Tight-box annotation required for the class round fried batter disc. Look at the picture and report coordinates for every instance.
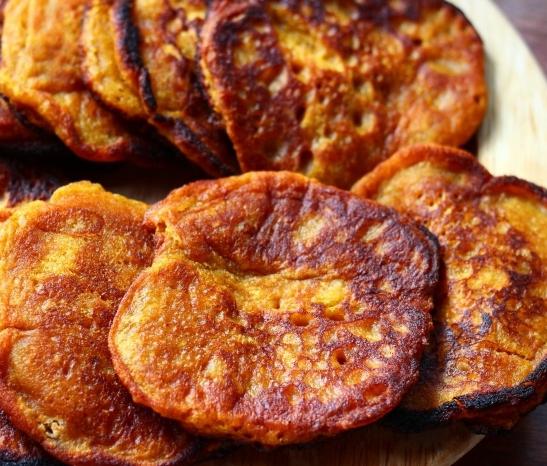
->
[82,0,238,176]
[200,0,487,188]
[0,182,200,465]
[110,171,440,445]
[0,0,165,163]
[0,213,57,466]
[352,145,547,431]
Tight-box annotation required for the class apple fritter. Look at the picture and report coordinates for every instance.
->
[352,145,547,431]
[110,171,440,445]
[0,0,166,163]
[0,182,200,465]
[82,0,238,176]
[200,0,487,188]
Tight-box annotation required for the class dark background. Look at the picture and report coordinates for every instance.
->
[457,1,546,465]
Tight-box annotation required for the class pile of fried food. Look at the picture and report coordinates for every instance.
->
[0,1,545,466]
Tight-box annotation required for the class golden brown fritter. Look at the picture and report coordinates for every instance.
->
[110,171,440,445]
[0,212,57,466]
[352,144,547,431]
[200,0,487,188]
[0,182,200,465]
[82,0,238,176]
[0,4,62,155]
[0,0,167,163]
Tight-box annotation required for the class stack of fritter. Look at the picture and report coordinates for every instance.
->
[0,172,443,464]
[0,1,545,466]
[0,157,543,465]
[0,0,486,186]
[353,145,547,433]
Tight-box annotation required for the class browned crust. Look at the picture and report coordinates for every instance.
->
[351,143,492,197]
[0,0,175,164]
[352,144,547,432]
[110,171,440,445]
[200,0,487,188]
[0,183,202,465]
[111,0,238,177]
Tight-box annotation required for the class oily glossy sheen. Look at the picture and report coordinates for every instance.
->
[352,145,547,431]
[82,0,238,176]
[200,0,487,188]
[0,0,158,162]
[0,212,56,466]
[0,182,199,465]
[110,171,440,445]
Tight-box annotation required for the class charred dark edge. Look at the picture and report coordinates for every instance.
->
[113,0,157,111]
[113,0,237,176]
[153,113,237,177]
[483,176,547,203]
[0,95,61,143]
[415,222,441,291]
[441,0,486,48]
[386,358,547,432]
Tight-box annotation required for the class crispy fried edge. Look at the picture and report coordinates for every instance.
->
[111,0,238,177]
[109,170,442,443]
[0,184,205,466]
[0,215,59,466]
[199,1,487,187]
[352,144,547,431]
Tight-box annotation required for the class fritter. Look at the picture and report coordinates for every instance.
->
[352,144,547,431]
[0,182,200,465]
[200,0,487,188]
[110,171,440,445]
[0,214,57,466]
[82,0,238,176]
[0,0,166,163]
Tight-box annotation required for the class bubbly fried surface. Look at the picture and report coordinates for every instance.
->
[82,0,238,176]
[352,145,547,431]
[0,182,199,465]
[0,0,161,162]
[110,171,440,445]
[201,0,486,188]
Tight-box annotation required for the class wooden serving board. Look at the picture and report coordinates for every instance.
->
[90,1,544,465]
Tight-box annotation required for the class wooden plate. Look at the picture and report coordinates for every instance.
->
[89,1,545,464]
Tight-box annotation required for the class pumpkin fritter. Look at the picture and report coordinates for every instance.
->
[110,171,440,445]
[352,144,547,431]
[0,0,165,163]
[0,213,58,466]
[82,0,238,176]
[0,182,200,465]
[0,5,62,156]
[200,0,486,188]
